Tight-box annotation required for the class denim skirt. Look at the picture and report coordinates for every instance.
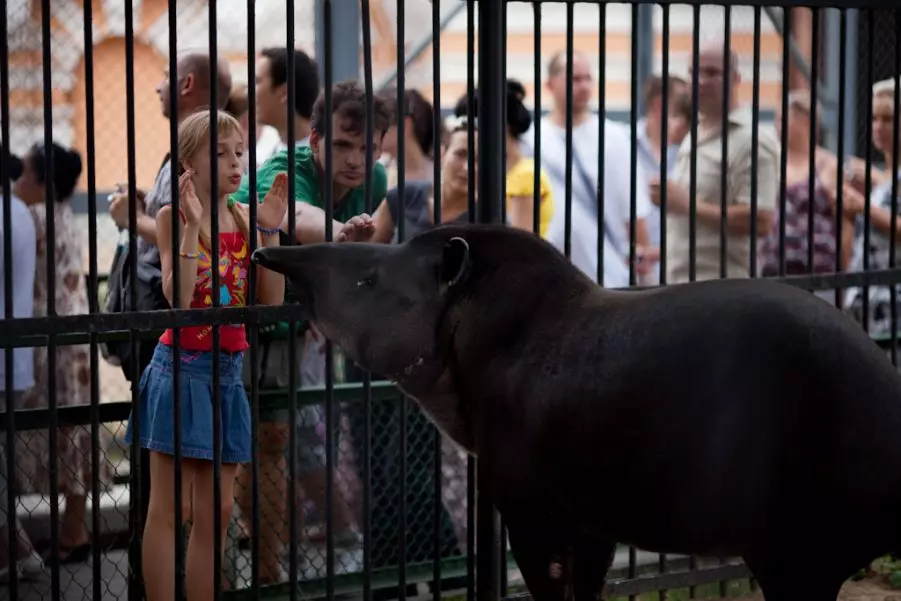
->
[124,342,252,464]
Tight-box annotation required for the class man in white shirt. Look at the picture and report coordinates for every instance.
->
[0,161,45,581]
[521,51,654,288]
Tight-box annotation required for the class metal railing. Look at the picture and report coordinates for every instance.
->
[0,1,900,601]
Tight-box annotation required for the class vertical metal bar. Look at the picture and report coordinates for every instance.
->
[823,10,842,153]
[166,1,185,598]
[659,3,670,286]
[39,1,62,597]
[432,0,444,596]
[532,2,542,236]
[82,0,103,596]
[720,8,732,280]
[360,2,375,598]
[477,0,504,597]
[834,8,848,310]
[596,2,607,286]
[245,0,261,595]
[476,0,504,228]
[842,10,860,162]
[628,3,640,287]
[0,4,18,599]
[688,4,700,284]
[808,10,820,278]
[889,12,900,365]
[466,0,476,223]
[658,8,672,580]
[397,0,406,246]
[321,3,337,601]
[862,8,875,333]
[432,0,443,230]
[564,2,574,260]
[285,1,300,597]
[464,6,477,600]
[208,1,224,598]
[396,1,409,592]
[636,4,654,120]
[627,545,637,601]
[777,8,792,278]
[749,6,762,281]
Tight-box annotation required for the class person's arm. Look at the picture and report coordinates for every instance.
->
[109,188,159,244]
[868,202,901,242]
[286,203,347,244]
[370,193,397,243]
[695,133,778,236]
[156,205,201,309]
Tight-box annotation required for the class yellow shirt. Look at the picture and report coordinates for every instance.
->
[506,158,555,238]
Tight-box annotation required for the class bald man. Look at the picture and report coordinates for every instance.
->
[648,40,780,283]
[520,50,655,289]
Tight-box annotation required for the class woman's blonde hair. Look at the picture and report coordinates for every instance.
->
[176,109,250,251]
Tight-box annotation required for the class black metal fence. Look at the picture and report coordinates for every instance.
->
[0,1,899,600]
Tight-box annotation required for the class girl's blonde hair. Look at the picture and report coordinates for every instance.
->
[177,109,251,251]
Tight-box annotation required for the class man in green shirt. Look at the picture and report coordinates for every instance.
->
[232,78,392,242]
[231,79,393,582]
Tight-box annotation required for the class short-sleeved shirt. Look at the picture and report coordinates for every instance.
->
[231,145,388,338]
[386,181,469,244]
[665,106,781,284]
[0,194,36,392]
[505,158,554,238]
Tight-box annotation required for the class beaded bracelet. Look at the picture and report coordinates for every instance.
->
[179,250,200,260]
[257,224,281,236]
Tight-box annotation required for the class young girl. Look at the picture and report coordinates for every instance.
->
[124,109,288,601]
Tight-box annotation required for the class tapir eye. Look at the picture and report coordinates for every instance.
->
[356,275,377,288]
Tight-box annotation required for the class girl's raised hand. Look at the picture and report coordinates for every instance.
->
[258,172,290,232]
[179,170,204,227]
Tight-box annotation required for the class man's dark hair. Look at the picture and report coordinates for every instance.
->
[311,79,393,139]
[0,146,22,182]
[29,142,83,203]
[380,86,439,157]
[260,47,320,120]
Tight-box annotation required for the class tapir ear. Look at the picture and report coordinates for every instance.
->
[440,236,471,289]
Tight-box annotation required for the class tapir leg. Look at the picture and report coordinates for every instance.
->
[571,535,615,601]
[505,518,569,601]
[742,553,845,601]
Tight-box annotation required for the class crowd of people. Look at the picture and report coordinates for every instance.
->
[0,35,898,601]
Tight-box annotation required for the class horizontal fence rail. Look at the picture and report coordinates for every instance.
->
[0,1,899,601]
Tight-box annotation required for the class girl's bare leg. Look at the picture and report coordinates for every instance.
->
[186,461,239,601]
[141,453,194,601]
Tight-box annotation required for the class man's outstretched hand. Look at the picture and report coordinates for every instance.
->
[337,213,377,242]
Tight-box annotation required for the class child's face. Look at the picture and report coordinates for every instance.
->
[187,130,246,195]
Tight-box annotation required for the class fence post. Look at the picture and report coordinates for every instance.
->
[476,0,505,599]
[316,0,361,83]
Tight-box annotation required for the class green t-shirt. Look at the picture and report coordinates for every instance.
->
[231,145,388,340]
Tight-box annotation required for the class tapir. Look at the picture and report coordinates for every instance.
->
[252,223,901,601]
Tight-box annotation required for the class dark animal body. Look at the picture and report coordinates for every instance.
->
[252,223,901,601]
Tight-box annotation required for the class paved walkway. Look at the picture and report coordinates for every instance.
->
[0,551,128,601]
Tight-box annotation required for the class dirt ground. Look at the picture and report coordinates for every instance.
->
[724,576,901,601]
